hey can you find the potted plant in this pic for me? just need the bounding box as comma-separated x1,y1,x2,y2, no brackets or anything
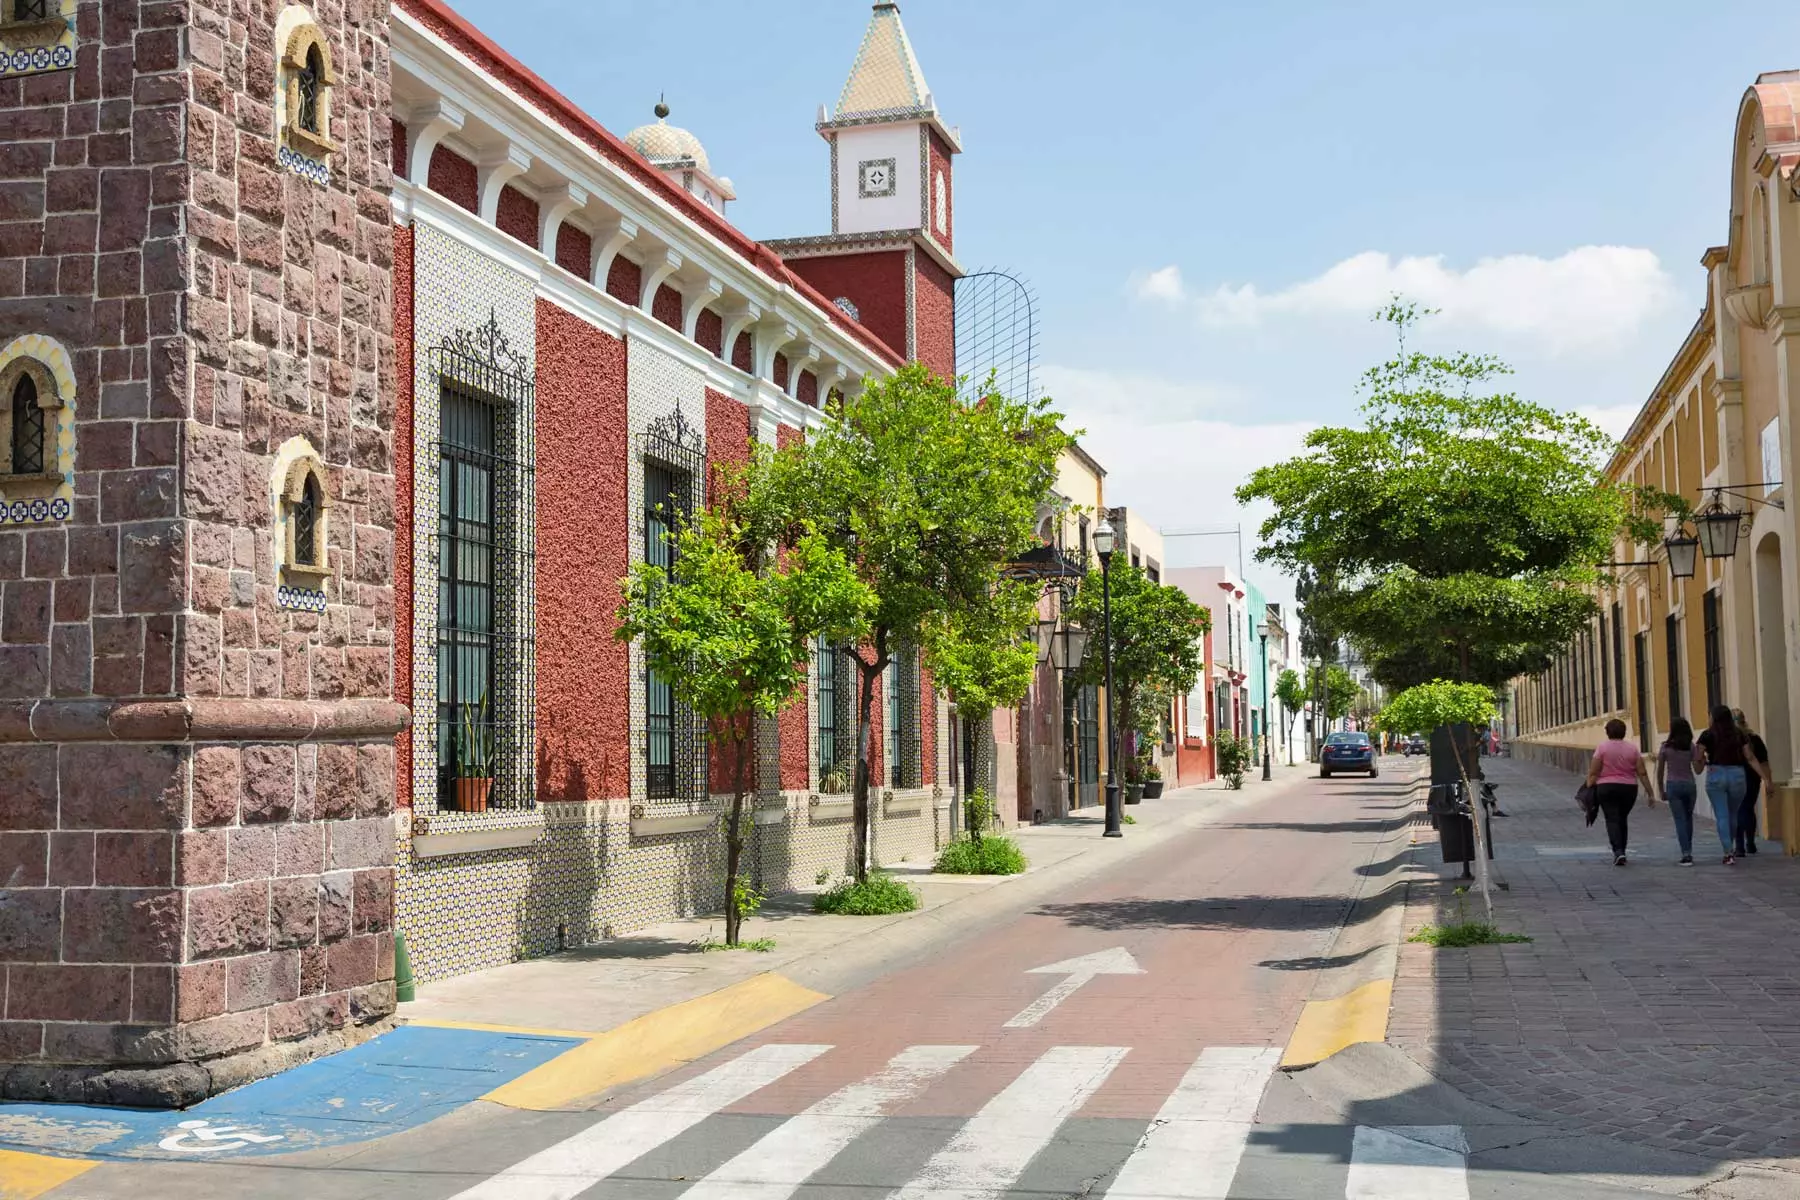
1142,760,1164,799
820,763,851,795
452,694,494,812
1122,756,1144,805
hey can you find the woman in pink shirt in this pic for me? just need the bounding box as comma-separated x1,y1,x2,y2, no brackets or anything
1584,718,1657,867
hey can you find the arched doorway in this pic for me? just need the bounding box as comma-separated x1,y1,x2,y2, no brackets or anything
1754,533,1791,780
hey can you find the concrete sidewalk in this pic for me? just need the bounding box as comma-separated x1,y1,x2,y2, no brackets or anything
397,766,1315,1040
1390,755,1800,1185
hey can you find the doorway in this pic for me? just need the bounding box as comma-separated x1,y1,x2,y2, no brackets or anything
1755,533,1792,780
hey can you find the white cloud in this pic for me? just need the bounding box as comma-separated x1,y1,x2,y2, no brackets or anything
1578,402,1642,441
1175,246,1680,355
1132,264,1187,303
1042,363,1239,425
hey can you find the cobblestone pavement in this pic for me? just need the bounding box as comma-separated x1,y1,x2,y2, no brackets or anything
1392,754,1800,1170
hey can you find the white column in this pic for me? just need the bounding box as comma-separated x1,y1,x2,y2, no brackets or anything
537,182,588,263
405,98,465,186
477,145,532,224
589,215,639,292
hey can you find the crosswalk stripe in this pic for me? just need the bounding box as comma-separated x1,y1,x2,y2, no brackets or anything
679,1044,977,1200
892,1044,1130,1200
446,1042,831,1200
1103,1045,1282,1198
1345,1125,1470,1200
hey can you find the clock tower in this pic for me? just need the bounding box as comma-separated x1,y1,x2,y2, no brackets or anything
767,2,963,379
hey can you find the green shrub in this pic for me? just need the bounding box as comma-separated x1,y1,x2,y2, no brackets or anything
1215,732,1250,789
934,834,1027,876
697,935,777,952
812,872,921,915
1407,921,1532,948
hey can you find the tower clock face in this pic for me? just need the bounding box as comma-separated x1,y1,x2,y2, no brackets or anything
858,157,897,198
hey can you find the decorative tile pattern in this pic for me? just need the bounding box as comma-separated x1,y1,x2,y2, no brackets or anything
277,144,330,186
0,1,76,78
275,584,327,613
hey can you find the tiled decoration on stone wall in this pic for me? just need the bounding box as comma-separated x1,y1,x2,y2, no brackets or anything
0,0,76,78
0,333,77,524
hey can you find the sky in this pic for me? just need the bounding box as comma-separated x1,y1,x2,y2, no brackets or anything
449,0,1800,615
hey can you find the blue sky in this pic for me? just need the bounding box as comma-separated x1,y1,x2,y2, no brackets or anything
450,0,1800,605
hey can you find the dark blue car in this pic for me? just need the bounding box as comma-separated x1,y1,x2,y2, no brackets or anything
1320,731,1378,779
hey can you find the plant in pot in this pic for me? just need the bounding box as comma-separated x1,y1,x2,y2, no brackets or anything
820,762,852,795
453,694,495,812
1142,759,1164,799
1122,750,1144,805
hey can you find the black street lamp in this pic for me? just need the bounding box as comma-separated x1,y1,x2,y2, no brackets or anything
1095,516,1122,838
1257,619,1272,781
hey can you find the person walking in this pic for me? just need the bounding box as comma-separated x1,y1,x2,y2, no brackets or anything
1584,718,1656,866
1731,709,1775,857
1656,717,1700,866
1695,704,1750,865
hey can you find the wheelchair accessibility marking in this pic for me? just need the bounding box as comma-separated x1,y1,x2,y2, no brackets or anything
156,1120,285,1154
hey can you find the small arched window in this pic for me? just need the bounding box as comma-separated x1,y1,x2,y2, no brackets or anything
292,471,322,566
10,372,44,475
296,45,323,134
280,453,332,583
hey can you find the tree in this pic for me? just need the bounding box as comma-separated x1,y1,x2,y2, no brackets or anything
1378,680,1500,914
1238,301,1660,689
617,505,874,946
1067,562,1211,779
1309,664,1358,723
1275,668,1306,716
761,365,1070,881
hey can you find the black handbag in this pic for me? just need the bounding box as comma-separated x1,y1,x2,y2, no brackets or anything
1575,783,1599,826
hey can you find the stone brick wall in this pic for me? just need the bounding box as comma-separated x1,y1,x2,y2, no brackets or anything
0,0,405,1105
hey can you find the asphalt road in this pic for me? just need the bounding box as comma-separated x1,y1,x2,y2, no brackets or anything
38,764,1724,1199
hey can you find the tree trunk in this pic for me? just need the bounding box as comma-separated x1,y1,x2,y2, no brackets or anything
724,718,748,946
850,635,888,883
1117,685,1136,780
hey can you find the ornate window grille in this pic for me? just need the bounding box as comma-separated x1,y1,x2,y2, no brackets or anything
639,406,707,804
888,643,921,788
14,1,50,22
430,315,535,811
292,472,321,566
296,45,323,134
817,634,840,777
10,373,44,474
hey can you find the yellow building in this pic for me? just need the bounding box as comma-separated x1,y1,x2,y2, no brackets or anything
1512,73,1800,849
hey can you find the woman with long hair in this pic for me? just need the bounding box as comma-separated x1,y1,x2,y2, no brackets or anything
1656,717,1700,865
1583,717,1656,866
1731,709,1775,856
1695,704,1750,865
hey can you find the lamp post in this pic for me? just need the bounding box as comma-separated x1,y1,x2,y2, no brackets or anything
1095,517,1121,838
1257,619,1272,781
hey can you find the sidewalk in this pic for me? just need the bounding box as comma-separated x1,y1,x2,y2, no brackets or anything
1390,755,1800,1176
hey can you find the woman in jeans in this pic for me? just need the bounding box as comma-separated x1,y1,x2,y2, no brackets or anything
1695,704,1752,865
1584,718,1656,866
1655,717,1700,866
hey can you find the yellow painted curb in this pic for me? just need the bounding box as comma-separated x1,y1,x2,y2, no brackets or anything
0,1149,94,1200
1279,978,1392,1070
403,1017,602,1040
483,972,829,1111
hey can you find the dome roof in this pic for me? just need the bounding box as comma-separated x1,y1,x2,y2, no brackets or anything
625,101,710,173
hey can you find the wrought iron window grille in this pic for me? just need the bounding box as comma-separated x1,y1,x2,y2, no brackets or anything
296,46,322,133
430,315,536,812
11,0,50,23
9,373,45,475
292,473,321,567
639,403,708,806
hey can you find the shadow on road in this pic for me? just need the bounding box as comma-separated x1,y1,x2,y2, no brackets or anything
1033,882,1408,933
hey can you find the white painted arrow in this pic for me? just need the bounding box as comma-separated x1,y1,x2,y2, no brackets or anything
1004,947,1144,1029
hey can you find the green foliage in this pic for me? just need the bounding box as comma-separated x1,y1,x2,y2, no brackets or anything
812,871,922,915
698,936,777,953
1407,921,1532,948
1378,680,1498,736
1215,731,1251,789
760,364,1072,881
731,874,766,923
820,766,852,794
615,501,874,946
1308,665,1359,722
1275,668,1306,715
920,579,1041,720
1067,563,1210,762
453,693,494,779
1238,302,1659,688
934,834,1028,875
962,788,997,841
1121,812,1137,825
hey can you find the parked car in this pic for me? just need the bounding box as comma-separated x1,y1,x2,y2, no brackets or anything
1403,736,1427,756
1320,731,1379,778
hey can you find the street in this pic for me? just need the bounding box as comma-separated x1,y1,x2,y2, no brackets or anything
23,763,1738,1200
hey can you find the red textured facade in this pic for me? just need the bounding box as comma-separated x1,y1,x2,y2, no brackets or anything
536,300,631,802
704,389,754,796
555,223,591,278
427,144,477,213
696,308,723,356
653,283,682,330
394,226,416,810
606,255,641,305
784,251,910,365
392,119,408,179
914,253,956,382
928,131,955,253
495,184,538,247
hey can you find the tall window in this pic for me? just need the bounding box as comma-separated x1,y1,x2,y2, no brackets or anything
1702,589,1723,715
1634,631,1651,751
644,462,688,799
437,384,496,806
1612,602,1626,712
883,658,899,786
817,635,852,782
10,373,44,475
1597,613,1610,715
1665,613,1683,727
296,45,323,134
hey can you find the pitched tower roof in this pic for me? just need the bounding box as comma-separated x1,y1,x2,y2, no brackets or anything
835,2,933,120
